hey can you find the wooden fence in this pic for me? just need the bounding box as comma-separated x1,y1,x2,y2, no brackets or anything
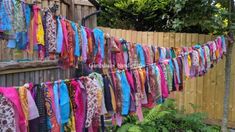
100,27,235,128
0,60,75,87
0,0,95,86
0,7,234,126
0,0,96,62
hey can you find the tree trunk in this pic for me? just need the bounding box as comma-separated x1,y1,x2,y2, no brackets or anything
221,0,234,131
221,36,234,132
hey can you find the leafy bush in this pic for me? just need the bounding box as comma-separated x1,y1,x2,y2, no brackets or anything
109,99,220,132
98,0,229,34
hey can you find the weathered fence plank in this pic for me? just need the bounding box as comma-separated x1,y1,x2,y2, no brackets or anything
196,34,205,112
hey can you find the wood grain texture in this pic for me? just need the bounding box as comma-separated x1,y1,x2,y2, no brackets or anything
196,34,205,112
184,33,192,113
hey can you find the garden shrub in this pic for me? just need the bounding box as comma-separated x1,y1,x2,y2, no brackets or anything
110,99,220,132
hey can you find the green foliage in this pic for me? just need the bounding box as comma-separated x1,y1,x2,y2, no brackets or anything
110,99,221,132
98,0,230,34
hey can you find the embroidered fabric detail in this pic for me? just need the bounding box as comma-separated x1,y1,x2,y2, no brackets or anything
46,11,57,53
80,77,99,128
0,94,16,132
13,0,26,32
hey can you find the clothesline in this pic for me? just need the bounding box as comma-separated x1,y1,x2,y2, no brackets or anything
12,78,78,89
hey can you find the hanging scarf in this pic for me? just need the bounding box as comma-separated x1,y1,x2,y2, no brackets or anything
66,21,75,66
59,18,69,68
56,17,63,53
70,80,85,132
93,28,105,64
81,26,88,62
13,0,26,32
44,83,60,132
71,22,80,57
0,0,13,31
45,10,57,59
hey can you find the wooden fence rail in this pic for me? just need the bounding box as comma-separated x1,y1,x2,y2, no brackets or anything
100,27,235,128
0,66,75,87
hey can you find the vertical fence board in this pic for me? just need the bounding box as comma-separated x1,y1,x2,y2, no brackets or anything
217,58,225,119
6,74,13,87
228,47,235,122
0,75,6,87
35,71,40,84
169,33,175,47
30,71,35,83
91,7,97,28
169,33,176,99
163,32,170,47
131,30,137,43
158,32,164,47
115,29,122,40
210,36,217,120
65,69,69,79
43,69,47,82
39,70,43,83
88,7,94,27
50,69,55,82
25,72,29,83
196,34,205,112
84,6,89,26
53,69,59,80
121,30,126,39
142,32,148,45
173,33,180,108
19,72,25,86
76,5,82,23
214,47,225,120
174,33,180,106
184,33,192,113
147,32,153,46
204,35,213,118
153,32,158,46
110,29,116,38
61,3,67,17
210,37,216,119
178,33,186,110
189,34,198,113
13,73,19,86
60,69,65,80
126,30,131,42
70,68,75,78
137,31,142,44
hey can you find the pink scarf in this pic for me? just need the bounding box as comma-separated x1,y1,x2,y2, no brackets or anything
71,80,85,132
157,65,169,98
0,87,27,132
